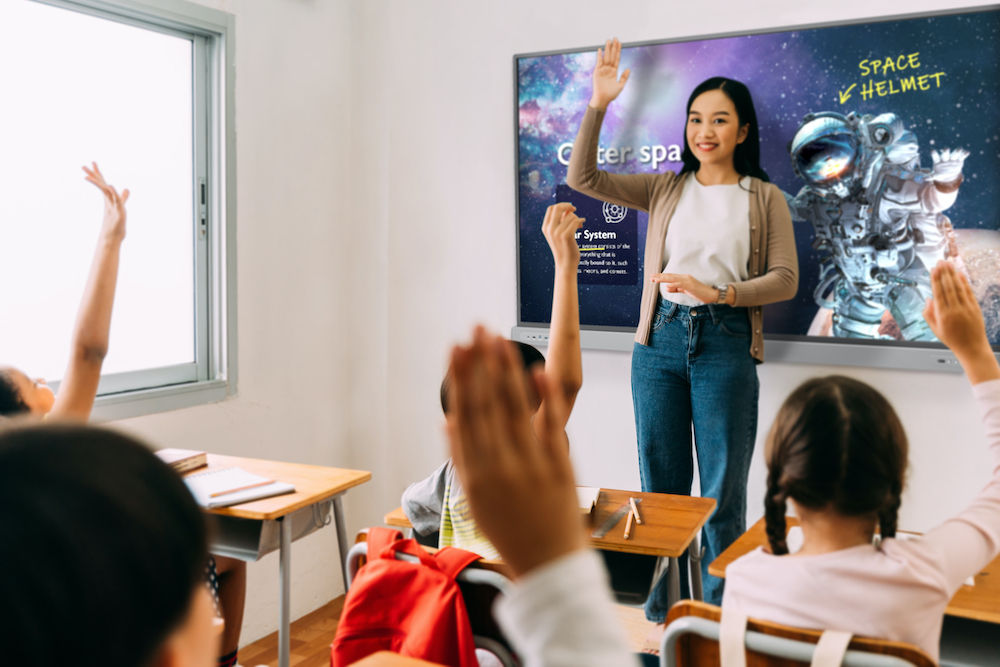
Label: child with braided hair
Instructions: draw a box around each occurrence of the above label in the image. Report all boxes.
[722,260,1000,663]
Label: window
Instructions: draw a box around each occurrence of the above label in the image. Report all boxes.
[0,0,235,419]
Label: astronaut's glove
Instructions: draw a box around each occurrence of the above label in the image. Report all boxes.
[930,148,969,184]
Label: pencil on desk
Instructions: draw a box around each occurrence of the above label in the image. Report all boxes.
[210,479,274,498]
[629,497,642,524]
[624,509,635,539]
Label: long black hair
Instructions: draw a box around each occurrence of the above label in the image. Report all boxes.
[678,76,770,183]
[764,375,907,555]
[0,423,208,667]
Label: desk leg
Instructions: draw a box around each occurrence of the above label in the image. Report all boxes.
[689,535,704,602]
[278,517,291,667]
[332,496,349,589]
[667,556,680,608]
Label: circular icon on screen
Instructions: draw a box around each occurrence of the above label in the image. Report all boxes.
[603,202,628,224]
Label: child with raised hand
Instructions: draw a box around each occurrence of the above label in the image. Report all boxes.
[722,260,1000,662]
[445,326,639,667]
[402,202,585,558]
[445,261,1000,665]
[0,163,128,420]
[0,422,219,667]
[0,166,249,667]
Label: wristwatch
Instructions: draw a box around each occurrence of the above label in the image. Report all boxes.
[714,283,729,304]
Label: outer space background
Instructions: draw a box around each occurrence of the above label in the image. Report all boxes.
[517,8,1000,345]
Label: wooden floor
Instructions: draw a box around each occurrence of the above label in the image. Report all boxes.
[238,596,660,666]
[239,597,346,667]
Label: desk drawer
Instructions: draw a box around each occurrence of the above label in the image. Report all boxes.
[208,502,331,561]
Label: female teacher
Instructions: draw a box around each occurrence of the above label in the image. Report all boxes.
[567,38,798,617]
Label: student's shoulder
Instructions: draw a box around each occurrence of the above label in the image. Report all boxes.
[727,546,773,572]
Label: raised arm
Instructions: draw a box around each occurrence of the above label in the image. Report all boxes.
[565,38,660,211]
[446,327,637,667]
[924,260,1000,385]
[539,203,583,427]
[919,261,1000,590]
[49,164,129,420]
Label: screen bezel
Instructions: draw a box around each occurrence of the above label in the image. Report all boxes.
[512,4,1000,372]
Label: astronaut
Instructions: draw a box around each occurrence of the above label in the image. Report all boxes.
[787,111,968,340]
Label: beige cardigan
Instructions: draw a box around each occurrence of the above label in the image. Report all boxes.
[566,106,798,362]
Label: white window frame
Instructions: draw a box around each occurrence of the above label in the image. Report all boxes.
[31,0,238,421]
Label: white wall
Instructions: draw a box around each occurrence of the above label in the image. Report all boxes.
[114,0,360,644]
[108,0,996,648]
[370,0,998,534]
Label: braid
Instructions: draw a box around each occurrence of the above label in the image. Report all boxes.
[878,486,901,541]
[764,477,789,555]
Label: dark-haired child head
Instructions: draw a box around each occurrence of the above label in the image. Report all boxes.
[763,375,908,554]
[0,366,55,416]
[0,423,216,667]
[440,340,545,414]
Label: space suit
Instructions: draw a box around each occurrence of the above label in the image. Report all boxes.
[787,111,968,340]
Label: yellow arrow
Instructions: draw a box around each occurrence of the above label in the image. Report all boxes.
[838,83,857,105]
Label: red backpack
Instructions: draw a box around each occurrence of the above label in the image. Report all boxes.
[330,527,481,667]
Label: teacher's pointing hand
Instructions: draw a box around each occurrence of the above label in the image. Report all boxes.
[651,273,731,305]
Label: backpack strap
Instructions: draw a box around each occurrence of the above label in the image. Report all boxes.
[810,630,853,667]
[720,610,853,667]
[366,526,405,556]
[719,610,748,667]
[433,546,483,579]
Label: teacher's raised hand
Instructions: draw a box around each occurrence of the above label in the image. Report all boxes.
[590,37,630,111]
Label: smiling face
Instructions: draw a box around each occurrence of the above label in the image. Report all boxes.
[685,88,749,173]
[1,367,55,415]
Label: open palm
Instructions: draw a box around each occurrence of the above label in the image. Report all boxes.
[591,37,630,110]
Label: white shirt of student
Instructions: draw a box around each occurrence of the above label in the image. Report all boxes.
[659,173,751,306]
[494,549,640,667]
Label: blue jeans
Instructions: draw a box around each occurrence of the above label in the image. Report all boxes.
[632,298,759,619]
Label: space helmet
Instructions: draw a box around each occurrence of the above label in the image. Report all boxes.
[790,112,860,198]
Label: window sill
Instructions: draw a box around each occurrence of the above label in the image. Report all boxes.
[93,378,233,422]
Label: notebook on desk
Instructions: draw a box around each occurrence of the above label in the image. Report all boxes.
[185,467,295,508]
[156,448,207,473]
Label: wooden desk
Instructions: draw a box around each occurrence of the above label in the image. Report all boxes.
[386,488,716,608]
[384,505,411,529]
[590,488,715,558]
[592,489,715,609]
[188,454,371,667]
[710,517,1000,625]
[707,515,797,578]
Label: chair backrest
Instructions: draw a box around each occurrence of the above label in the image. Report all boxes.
[660,601,935,667]
[344,530,516,667]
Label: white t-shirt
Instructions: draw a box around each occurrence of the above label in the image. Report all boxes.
[660,173,751,306]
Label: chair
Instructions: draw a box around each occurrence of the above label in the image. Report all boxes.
[659,600,935,667]
[346,530,517,667]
